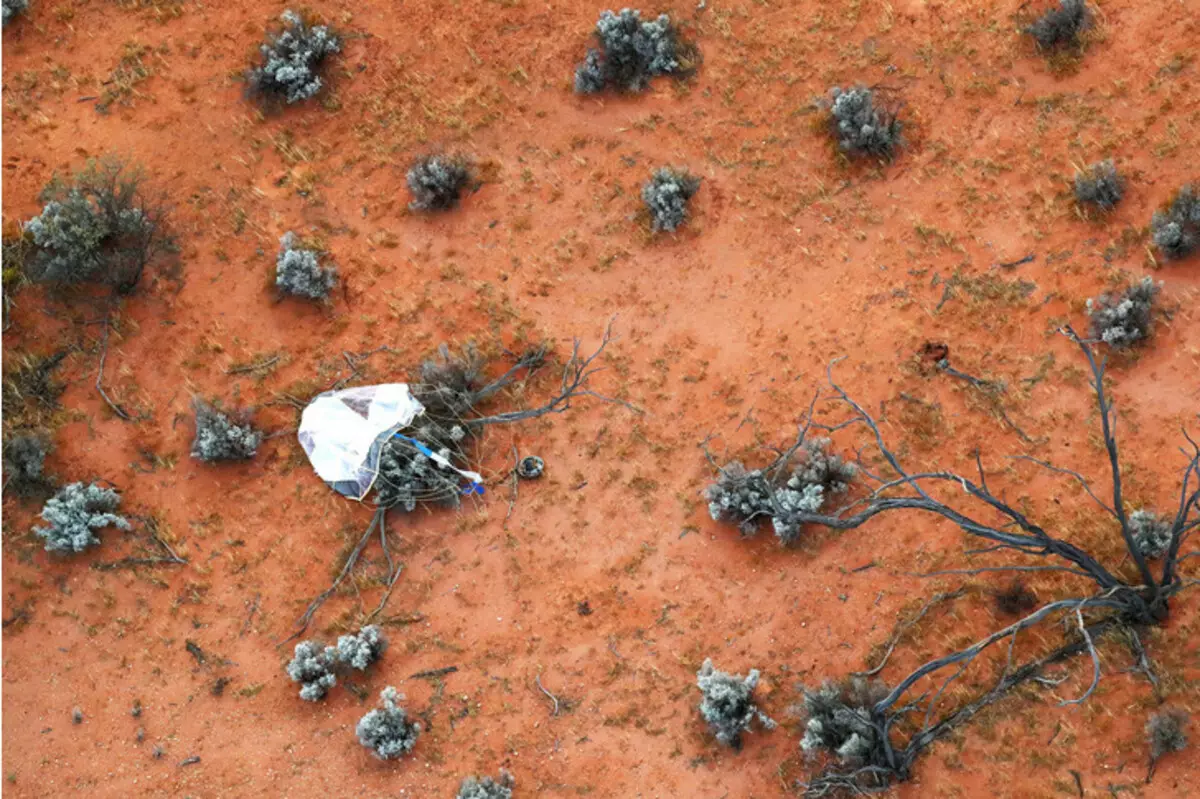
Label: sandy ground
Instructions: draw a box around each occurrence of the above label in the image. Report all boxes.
[3,0,1199,796]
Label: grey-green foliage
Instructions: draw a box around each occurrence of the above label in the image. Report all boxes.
[191,400,261,462]
[1086,277,1159,348]
[23,159,161,293]
[1147,709,1188,762]
[276,232,336,300]
[1074,160,1124,211]
[33,482,130,554]
[3,0,29,26]
[336,625,388,671]
[374,424,468,511]
[356,687,421,760]
[574,9,684,94]
[1151,184,1200,260]
[407,155,472,212]
[247,10,341,105]
[800,678,889,766]
[1130,510,1173,559]
[1026,0,1091,50]
[828,86,903,160]
[286,640,338,701]
[642,167,700,233]
[3,431,52,496]
[696,659,775,749]
[705,438,856,543]
[456,771,515,799]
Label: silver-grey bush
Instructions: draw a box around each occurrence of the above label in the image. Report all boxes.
[1147,709,1188,763]
[1074,160,1124,211]
[3,431,52,496]
[3,0,29,26]
[696,659,775,749]
[247,10,341,105]
[276,232,336,300]
[407,155,472,212]
[191,399,261,462]
[1130,510,1173,559]
[456,771,515,799]
[34,482,130,554]
[286,640,338,701]
[799,677,889,766]
[335,625,388,671]
[1026,0,1091,51]
[1086,277,1159,348]
[356,687,421,760]
[827,86,903,160]
[1151,184,1200,260]
[574,9,685,94]
[642,167,700,233]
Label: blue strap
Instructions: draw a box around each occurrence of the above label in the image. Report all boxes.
[392,433,486,496]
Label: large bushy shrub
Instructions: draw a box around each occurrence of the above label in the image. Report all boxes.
[3,0,28,26]
[286,640,338,701]
[456,771,515,799]
[356,687,421,760]
[695,659,775,749]
[23,159,164,294]
[642,167,700,233]
[247,10,341,105]
[1086,277,1159,348]
[1074,160,1124,211]
[1151,184,1200,260]
[827,86,903,160]
[2,431,53,497]
[800,677,889,766]
[33,482,130,554]
[574,9,686,94]
[276,232,336,300]
[406,155,472,212]
[191,399,261,463]
[1026,0,1091,51]
[705,438,856,543]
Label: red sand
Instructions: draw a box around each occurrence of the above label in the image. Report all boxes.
[3,1,1199,796]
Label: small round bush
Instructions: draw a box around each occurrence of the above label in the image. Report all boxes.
[1130,510,1173,559]
[696,659,775,749]
[456,771,515,799]
[23,159,164,294]
[3,430,53,497]
[799,677,889,766]
[574,9,687,94]
[3,0,29,26]
[1151,184,1200,260]
[407,155,472,212]
[1074,160,1124,211]
[356,687,421,760]
[335,625,388,671]
[827,86,903,160]
[642,167,700,233]
[1147,709,1189,763]
[247,10,341,106]
[1086,277,1159,349]
[286,640,338,701]
[33,482,130,554]
[276,232,336,300]
[191,399,261,463]
[1026,0,1091,51]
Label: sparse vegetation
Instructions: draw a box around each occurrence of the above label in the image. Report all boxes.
[2,430,53,497]
[23,158,167,294]
[285,640,338,701]
[406,155,473,212]
[704,438,856,543]
[799,677,889,774]
[1086,277,1159,348]
[1074,160,1124,211]
[356,687,421,760]
[826,86,903,160]
[1151,184,1200,260]
[276,232,336,300]
[190,399,261,463]
[1147,709,1188,768]
[33,482,130,554]
[574,9,690,94]
[696,659,776,749]
[1026,0,1091,51]
[641,167,701,233]
[2,0,27,26]
[246,10,341,106]
[456,771,515,799]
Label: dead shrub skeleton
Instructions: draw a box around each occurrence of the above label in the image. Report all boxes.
[284,320,630,642]
[704,329,1199,796]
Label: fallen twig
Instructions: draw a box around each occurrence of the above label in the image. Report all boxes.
[535,674,560,717]
[411,666,458,680]
[96,311,131,421]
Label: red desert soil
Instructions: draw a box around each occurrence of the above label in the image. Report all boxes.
[3,0,1199,796]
